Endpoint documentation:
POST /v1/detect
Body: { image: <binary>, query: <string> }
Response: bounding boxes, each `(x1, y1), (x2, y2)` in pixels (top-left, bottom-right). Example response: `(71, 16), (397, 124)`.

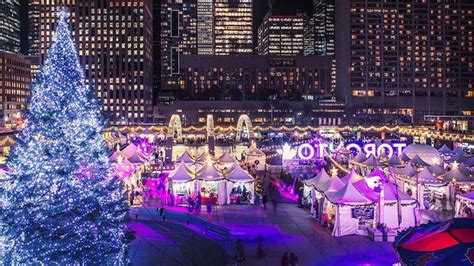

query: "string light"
(0, 7), (128, 264)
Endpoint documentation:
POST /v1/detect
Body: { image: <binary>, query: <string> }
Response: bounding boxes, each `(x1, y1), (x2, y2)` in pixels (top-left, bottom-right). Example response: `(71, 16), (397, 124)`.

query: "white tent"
(440, 163), (473, 183)
(341, 169), (363, 184)
(361, 155), (382, 168)
(225, 163), (255, 204)
(304, 169), (331, 190)
(169, 161), (196, 182)
(176, 150), (195, 164)
(168, 162), (196, 203)
(402, 144), (441, 165)
(319, 176), (345, 193)
(325, 181), (375, 237)
(195, 162), (226, 205)
(395, 164), (417, 178)
(428, 164), (446, 176)
(216, 151), (237, 164)
(384, 154), (404, 167)
(438, 144), (452, 154)
(195, 151), (214, 164)
(455, 191), (474, 218)
(351, 152), (367, 164)
(244, 143), (266, 171)
(377, 182), (417, 229)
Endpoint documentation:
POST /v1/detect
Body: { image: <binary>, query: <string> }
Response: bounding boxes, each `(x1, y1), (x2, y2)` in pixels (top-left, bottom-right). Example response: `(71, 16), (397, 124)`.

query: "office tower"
(313, 0), (335, 56)
(0, 52), (31, 127)
(336, 0), (474, 120)
(214, 0), (253, 55)
(0, 0), (21, 53)
(160, 0), (197, 93)
(257, 10), (305, 56)
(28, 1), (153, 123)
(153, 0), (161, 104)
(304, 16), (315, 56)
(197, 0), (214, 55)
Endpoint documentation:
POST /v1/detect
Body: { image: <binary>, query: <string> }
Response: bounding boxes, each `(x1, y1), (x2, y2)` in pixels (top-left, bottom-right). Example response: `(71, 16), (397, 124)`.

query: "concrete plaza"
(128, 202), (399, 266)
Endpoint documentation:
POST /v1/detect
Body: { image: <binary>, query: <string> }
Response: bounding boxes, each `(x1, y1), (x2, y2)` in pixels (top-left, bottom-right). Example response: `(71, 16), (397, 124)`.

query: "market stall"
(244, 143), (266, 171)
(455, 191), (474, 217)
(225, 163), (255, 204)
(195, 162), (226, 205)
(340, 169), (363, 184)
(377, 181), (418, 229)
(176, 150), (195, 164)
(168, 161), (196, 206)
(325, 181), (376, 237)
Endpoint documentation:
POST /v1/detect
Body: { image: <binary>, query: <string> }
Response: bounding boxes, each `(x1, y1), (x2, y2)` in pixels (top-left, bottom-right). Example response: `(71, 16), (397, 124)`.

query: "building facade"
(336, 0), (474, 122)
(197, 0), (214, 55)
(257, 10), (305, 56)
(312, 0), (335, 56)
(160, 0), (197, 93)
(0, 0), (21, 53)
(27, 0), (153, 123)
(214, 0), (253, 55)
(178, 55), (333, 100)
(0, 52), (31, 128)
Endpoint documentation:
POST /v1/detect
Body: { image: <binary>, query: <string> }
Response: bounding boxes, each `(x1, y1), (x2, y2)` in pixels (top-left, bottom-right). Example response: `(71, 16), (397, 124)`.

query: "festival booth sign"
(244, 143), (266, 171)
(195, 162), (226, 205)
(325, 181), (376, 237)
(455, 191), (474, 218)
(168, 161), (196, 205)
(393, 218), (474, 266)
(225, 162), (255, 204)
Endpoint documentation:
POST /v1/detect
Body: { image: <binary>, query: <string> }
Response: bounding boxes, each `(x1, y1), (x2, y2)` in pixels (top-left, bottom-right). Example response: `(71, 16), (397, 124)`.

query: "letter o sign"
(297, 143), (314, 160)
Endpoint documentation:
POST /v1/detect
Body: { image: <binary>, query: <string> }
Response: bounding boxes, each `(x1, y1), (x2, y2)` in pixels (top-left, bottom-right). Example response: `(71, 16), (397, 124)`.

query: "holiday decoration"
(0, 7), (129, 264)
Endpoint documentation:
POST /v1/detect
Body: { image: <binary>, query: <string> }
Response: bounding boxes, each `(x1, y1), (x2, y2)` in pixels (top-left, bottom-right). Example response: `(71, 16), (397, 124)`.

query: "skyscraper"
(197, 0), (214, 55)
(257, 10), (305, 56)
(214, 0), (253, 55)
(335, 0), (474, 120)
(0, 0), (21, 53)
(160, 0), (197, 93)
(28, 1), (153, 123)
(312, 0), (334, 56)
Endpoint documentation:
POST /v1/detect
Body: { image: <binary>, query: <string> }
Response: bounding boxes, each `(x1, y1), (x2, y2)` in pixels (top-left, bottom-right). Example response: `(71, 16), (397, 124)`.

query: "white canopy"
(428, 164), (446, 176)
(353, 179), (379, 201)
(216, 151), (237, 164)
(226, 163), (253, 182)
(195, 162), (223, 181)
(441, 163), (473, 183)
(402, 144), (441, 165)
(176, 150), (195, 164)
(395, 164), (417, 177)
(169, 161), (195, 182)
(384, 154), (403, 167)
(195, 151), (214, 163)
(438, 144), (452, 154)
(409, 154), (430, 167)
(139, 128), (155, 135)
(341, 169), (362, 184)
(319, 176), (345, 193)
(412, 167), (447, 186)
(361, 155), (382, 167)
(382, 182), (416, 203)
(244, 143), (265, 156)
(304, 169), (331, 189)
(326, 181), (374, 205)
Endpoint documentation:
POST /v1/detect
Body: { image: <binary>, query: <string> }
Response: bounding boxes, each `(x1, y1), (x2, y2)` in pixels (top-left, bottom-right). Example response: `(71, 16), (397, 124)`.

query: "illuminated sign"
(296, 142), (407, 160)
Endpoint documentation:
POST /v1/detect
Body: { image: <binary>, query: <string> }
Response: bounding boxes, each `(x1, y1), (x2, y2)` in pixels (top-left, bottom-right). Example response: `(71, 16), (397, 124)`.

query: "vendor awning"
(326, 181), (374, 205)
(318, 176), (345, 193)
(395, 164), (417, 177)
(176, 150), (195, 164)
(169, 161), (195, 182)
(216, 151), (237, 164)
(382, 181), (416, 204)
(428, 164), (447, 176)
(226, 163), (253, 182)
(441, 163), (473, 183)
(304, 169), (331, 189)
(244, 143), (265, 156)
(341, 169), (362, 184)
(195, 162), (223, 181)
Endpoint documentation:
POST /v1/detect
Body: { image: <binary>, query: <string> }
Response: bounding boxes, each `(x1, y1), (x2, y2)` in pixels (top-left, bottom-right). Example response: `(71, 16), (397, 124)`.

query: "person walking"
(289, 253), (299, 266)
(281, 252), (289, 266)
(206, 201), (213, 221)
(262, 193), (268, 210)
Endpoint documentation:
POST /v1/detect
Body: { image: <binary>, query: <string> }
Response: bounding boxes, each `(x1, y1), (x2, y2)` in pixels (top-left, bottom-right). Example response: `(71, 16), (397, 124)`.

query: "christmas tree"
(0, 7), (129, 264)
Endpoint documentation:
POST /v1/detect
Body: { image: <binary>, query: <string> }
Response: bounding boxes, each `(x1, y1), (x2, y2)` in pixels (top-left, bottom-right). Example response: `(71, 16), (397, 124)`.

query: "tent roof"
(382, 182), (416, 203)
(216, 151), (237, 164)
(351, 152), (367, 163)
(456, 191), (474, 202)
(341, 169), (363, 184)
(318, 176), (345, 193)
(415, 168), (447, 185)
(464, 156), (474, 167)
(226, 163), (253, 182)
(452, 146), (465, 155)
(128, 152), (147, 164)
(441, 164), (473, 183)
(139, 128), (155, 135)
(428, 164), (446, 176)
(177, 150), (195, 164)
(195, 162), (223, 180)
(403, 144), (441, 165)
(353, 179), (379, 201)
(304, 169), (331, 189)
(326, 181), (374, 205)
(121, 143), (139, 158)
(244, 143), (265, 156)
(438, 144), (452, 154)
(451, 151), (466, 163)
(195, 151), (214, 162)
(334, 143), (352, 154)
(169, 161), (195, 181)
(367, 168), (388, 182)
(362, 155), (382, 167)
(395, 164), (417, 177)
(409, 154), (431, 167)
(400, 152), (411, 162)
(385, 154), (404, 167)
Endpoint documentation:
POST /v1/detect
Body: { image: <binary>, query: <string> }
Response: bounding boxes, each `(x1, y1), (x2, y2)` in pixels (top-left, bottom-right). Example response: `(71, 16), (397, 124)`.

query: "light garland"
(0, 7), (129, 264)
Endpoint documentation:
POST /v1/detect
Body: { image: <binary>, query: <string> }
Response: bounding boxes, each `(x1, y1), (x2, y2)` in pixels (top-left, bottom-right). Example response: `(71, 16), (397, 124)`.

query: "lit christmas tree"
(0, 7), (129, 264)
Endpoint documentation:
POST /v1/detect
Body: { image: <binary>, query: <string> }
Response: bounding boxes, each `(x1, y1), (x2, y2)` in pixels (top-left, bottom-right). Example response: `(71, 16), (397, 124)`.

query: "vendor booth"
(376, 181), (417, 229)
(176, 150), (195, 164)
(341, 169), (363, 184)
(225, 163), (255, 204)
(244, 143), (266, 171)
(325, 181), (376, 237)
(168, 162), (196, 206)
(195, 162), (226, 205)
(455, 191), (474, 217)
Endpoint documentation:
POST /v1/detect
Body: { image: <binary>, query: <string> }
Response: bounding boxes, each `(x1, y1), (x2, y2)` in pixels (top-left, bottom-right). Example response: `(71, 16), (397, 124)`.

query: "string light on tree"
(0, 6), (129, 264)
